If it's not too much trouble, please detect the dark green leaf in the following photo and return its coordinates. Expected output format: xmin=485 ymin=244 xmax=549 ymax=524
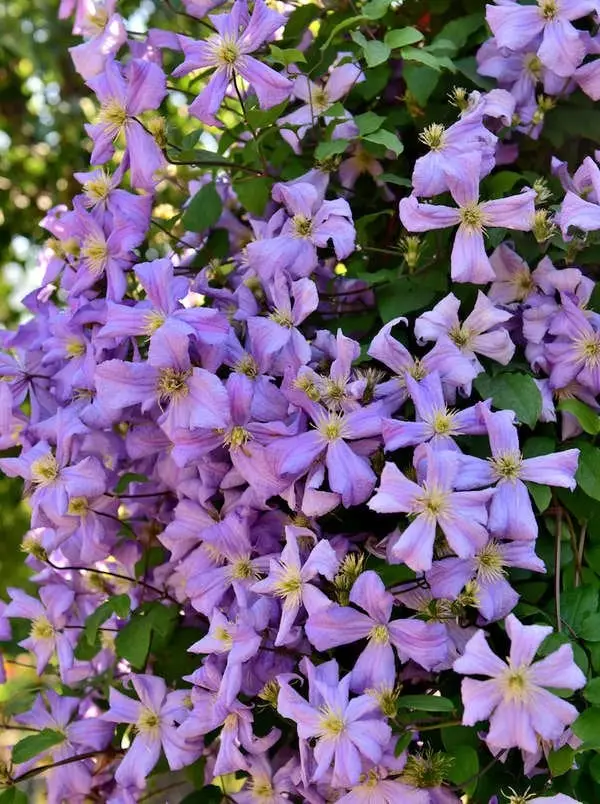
xmin=314 ymin=140 xmax=350 ymax=160
xmin=0 ymin=790 xmax=28 ymax=804
xmin=385 ymin=28 xmax=424 ymax=49
xmin=12 ymin=729 xmax=65 ymax=764
xmin=403 ymin=63 xmax=440 ymax=106
xmin=525 ymin=482 xmax=552 ymax=513
xmin=400 ymin=47 xmax=441 ymax=71
xmin=558 ymin=399 xmax=600 ymax=435
xmin=362 ymin=0 xmax=391 ymax=19
xmin=181 ymin=786 xmax=223 ymax=803
xmin=115 ymin=614 xmax=152 ymax=668
xmin=548 ymin=744 xmax=575 ymax=776
xmin=474 ymin=372 xmax=542 ymax=428
xmin=560 ymin=586 xmax=599 ymax=638
xmin=584 ymin=678 xmax=600 ymax=705
xmin=232 ymin=176 xmax=273 ymax=216
xmin=354 ymin=111 xmax=385 ymax=136
xmin=182 ymin=183 xmax=223 ymax=233
xmin=269 ymin=45 xmax=306 ymax=66
xmin=114 ymin=473 xmax=149 ymax=494
xmin=84 ymin=594 xmax=130 ymax=645
xmin=394 ymin=732 xmax=412 ymax=756
xmin=433 ymin=13 xmax=484 ymax=51
xmin=446 ymin=745 xmax=479 ymax=795
xmin=364 ymin=129 xmax=403 ymax=155
xmin=351 ymin=33 xmax=391 ymax=68
xmin=573 ymin=708 xmax=600 ymax=748
xmin=575 ymin=443 xmax=600 ymax=502
xmin=396 ymin=694 xmax=455 ymax=712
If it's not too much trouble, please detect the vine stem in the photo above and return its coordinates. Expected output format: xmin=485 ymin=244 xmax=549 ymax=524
xmin=12 ymin=750 xmax=116 ymax=784
xmin=555 ymin=505 xmax=563 ymax=633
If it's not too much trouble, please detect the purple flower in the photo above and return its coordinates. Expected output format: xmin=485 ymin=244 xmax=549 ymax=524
xmin=400 ymin=155 xmax=536 ymax=283
xmin=415 ymin=292 xmax=515 ymax=367
xmin=103 ymin=674 xmax=199 ymax=789
xmin=465 ymin=406 xmax=579 ymax=540
xmin=453 ymin=614 xmax=586 ymax=753
xmin=173 ymin=0 xmax=292 ymax=125
xmin=246 ymin=181 xmax=356 ymax=281
xmin=368 ymin=447 xmax=494 ymax=571
xmin=277 ymin=666 xmax=392 ymax=787
xmin=306 ymin=570 xmax=448 ymax=689
xmin=251 ymin=525 xmax=338 ymax=646
xmin=427 ymin=539 xmax=545 ymax=622
xmin=486 ymin=0 xmax=595 ymax=78
xmin=545 ymin=296 xmax=600 ymax=394
xmin=85 ymin=57 xmax=167 ymax=189
xmin=279 ymin=62 xmax=363 ymax=154
xmin=382 ymin=372 xmax=487 ymax=451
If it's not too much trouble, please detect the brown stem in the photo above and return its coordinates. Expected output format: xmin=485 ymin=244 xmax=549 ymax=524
xmin=12 ymin=750 xmax=116 ymax=784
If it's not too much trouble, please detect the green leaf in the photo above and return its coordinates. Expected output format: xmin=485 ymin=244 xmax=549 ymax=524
xmin=114 ymin=472 xmax=148 ymax=494
xmin=474 ymin=372 xmax=542 ymax=428
xmin=560 ymin=586 xmax=599 ymax=638
xmin=558 ymin=399 xmax=600 ymax=435
xmin=351 ymin=33 xmax=391 ymax=68
xmin=269 ymin=45 xmax=306 ymax=66
xmin=319 ymin=16 xmax=365 ymax=52
xmin=181 ymin=787 xmax=223 ymax=804
xmin=400 ymin=47 xmax=441 ymax=71
xmin=548 ymin=744 xmax=575 ymax=776
xmin=385 ymin=27 xmax=424 ymax=49
xmin=584 ymin=678 xmax=600 ymax=705
xmin=573 ymin=708 xmax=600 ymax=748
xmin=84 ymin=594 xmax=130 ymax=645
xmin=182 ymin=183 xmax=223 ymax=233
xmin=232 ymin=176 xmax=273 ymax=216
xmin=525 ymin=481 xmax=552 ymax=513
xmin=446 ymin=745 xmax=478 ymax=795
xmin=394 ymin=732 xmax=412 ymax=756
xmin=433 ymin=13 xmax=484 ymax=51
xmin=0 ymin=790 xmax=28 ymax=804
xmin=354 ymin=111 xmax=385 ymax=136
xmin=403 ymin=63 xmax=440 ymax=106
xmin=580 ymin=613 xmax=600 ymax=642
xmin=363 ymin=129 xmax=403 ymax=155
xmin=12 ymin=729 xmax=65 ymax=764
xmin=362 ymin=0 xmax=391 ymax=19
xmin=115 ymin=603 xmax=178 ymax=669
xmin=396 ymin=694 xmax=455 ymax=712
xmin=575 ymin=442 xmax=600 ymax=502
xmin=377 ymin=271 xmax=446 ymax=321
xmin=379 ymin=173 xmax=412 ymax=187
xmin=314 ymin=139 xmax=351 ymax=160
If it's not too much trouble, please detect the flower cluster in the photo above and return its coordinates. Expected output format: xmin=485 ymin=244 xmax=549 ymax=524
xmin=1 ymin=0 xmax=599 ymax=802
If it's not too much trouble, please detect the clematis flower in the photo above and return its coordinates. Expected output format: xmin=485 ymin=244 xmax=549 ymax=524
xmin=400 ymin=154 xmax=536 ymax=284
xmin=251 ymin=525 xmax=338 ymax=646
xmin=486 ymin=0 xmax=596 ymax=78
xmin=454 ymin=614 xmax=586 ymax=753
xmin=463 ymin=405 xmax=580 ymax=540
xmin=415 ymin=292 xmax=515 ymax=367
xmin=103 ymin=674 xmax=199 ymax=789
xmin=279 ymin=62 xmax=363 ymax=154
xmin=545 ymin=296 xmax=600 ymax=394
xmin=173 ymin=0 xmax=292 ymax=125
xmin=85 ymin=57 xmax=167 ymax=190
xmin=368 ymin=447 xmax=494 ymax=571
xmin=277 ymin=667 xmax=392 ymax=787
xmin=305 ymin=571 xmax=448 ymax=689
xmin=381 ymin=371 xmax=488 ymax=452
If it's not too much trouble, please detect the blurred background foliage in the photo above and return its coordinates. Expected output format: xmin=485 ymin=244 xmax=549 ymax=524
xmin=0 ymin=0 xmax=87 ymax=594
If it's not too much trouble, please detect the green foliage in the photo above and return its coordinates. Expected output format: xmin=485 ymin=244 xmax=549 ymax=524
xmin=474 ymin=372 xmax=542 ymax=428
xmin=12 ymin=728 xmax=65 ymax=764
xmin=182 ymin=183 xmax=223 ymax=232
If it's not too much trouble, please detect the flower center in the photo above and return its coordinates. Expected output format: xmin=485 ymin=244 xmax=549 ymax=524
xmin=524 ymin=53 xmax=543 ymax=79
xmin=65 ymin=336 xmax=86 ymax=358
xmin=312 ymin=88 xmax=330 ymax=114
xmin=68 ymin=496 xmax=89 ymax=516
xmin=250 ymin=776 xmax=275 ymax=799
xmin=136 ymin=707 xmax=161 ymax=735
xmin=539 ymin=0 xmax=558 ymax=20
xmin=235 ymin=354 xmax=259 ymax=378
xmin=223 ymin=425 xmax=252 ymax=450
xmin=269 ymin=308 xmax=294 ymax=328
xmin=459 ymin=202 xmax=486 ymax=233
xmin=214 ymin=626 xmax=234 ymax=648
xmin=408 ymin=359 xmax=427 ymax=381
xmin=316 ymin=412 xmax=348 ymax=442
xmin=318 ymin=705 xmax=346 ymax=738
xmin=216 ymin=37 xmax=241 ymax=67
xmin=230 ymin=557 xmax=257 ymax=580
xmin=292 ymin=214 xmax=313 ymax=238
xmin=576 ymin=332 xmax=600 ymax=367
xmin=514 ymin=269 xmax=535 ymax=299
xmin=143 ymin=310 xmax=166 ymax=336
xmin=416 ymin=486 xmax=449 ymax=519
xmin=429 ymin=409 xmax=458 ymax=437
xmin=369 ymin=624 xmax=390 ymax=644
xmin=30 ymin=615 xmax=54 ymax=640
xmin=98 ymin=98 xmax=128 ymax=136
xmin=273 ymin=566 xmax=303 ymax=602
xmin=501 ymin=664 xmax=532 ymax=702
xmin=322 ymin=378 xmax=347 ymax=409
xmin=448 ymin=324 xmax=473 ymax=349
xmin=419 ymin=123 xmax=446 ymax=151
xmin=81 ymin=234 xmax=109 ymax=276
xmin=475 ymin=540 xmax=506 ymax=583
xmin=31 ymin=453 xmax=59 ymax=486
xmin=156 ymin=368 xmax=191 ymax=401
xmin=491 ymin=450 xmax=523 ymax=482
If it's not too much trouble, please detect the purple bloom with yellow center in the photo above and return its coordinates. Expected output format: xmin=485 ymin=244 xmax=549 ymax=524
xmin=173 ymin=0 xmax=292 ymax=126
xmin=400 ymin=154 xmax=536 ymax=284
xmin=277 ymin=666 xmax=392 ymax=787
xmin=453 ymin=614 xmax=586 ymax=753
